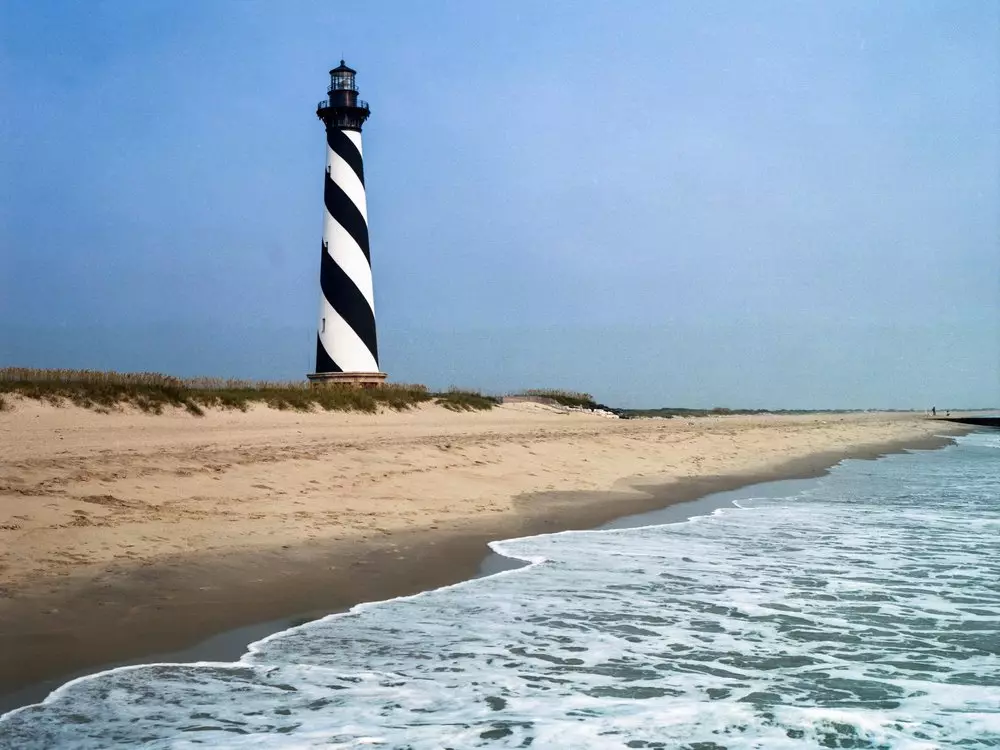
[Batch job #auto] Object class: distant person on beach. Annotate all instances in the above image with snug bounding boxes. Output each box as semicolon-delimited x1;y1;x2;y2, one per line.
932;406;936;416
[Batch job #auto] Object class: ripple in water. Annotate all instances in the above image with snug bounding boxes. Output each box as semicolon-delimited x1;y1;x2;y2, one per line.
2;432;998;748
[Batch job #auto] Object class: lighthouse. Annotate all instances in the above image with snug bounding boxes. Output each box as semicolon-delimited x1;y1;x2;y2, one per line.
308;61;386;387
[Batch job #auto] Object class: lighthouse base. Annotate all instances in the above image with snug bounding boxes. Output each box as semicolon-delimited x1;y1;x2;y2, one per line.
307;371;388;389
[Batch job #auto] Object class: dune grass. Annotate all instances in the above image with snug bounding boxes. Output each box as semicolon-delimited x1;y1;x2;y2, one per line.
519;388;601;410
0;368;498;415
1;369;199;414
435;387;501;412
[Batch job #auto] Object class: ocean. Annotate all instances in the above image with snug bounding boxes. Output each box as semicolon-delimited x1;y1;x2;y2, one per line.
1;431;997;748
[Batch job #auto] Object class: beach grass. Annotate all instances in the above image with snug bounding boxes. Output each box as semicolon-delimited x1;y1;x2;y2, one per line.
0;368;498;415
435;387;501;412
519;389;600;410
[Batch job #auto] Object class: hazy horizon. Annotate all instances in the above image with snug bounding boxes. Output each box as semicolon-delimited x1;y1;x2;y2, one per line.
2;1;998;409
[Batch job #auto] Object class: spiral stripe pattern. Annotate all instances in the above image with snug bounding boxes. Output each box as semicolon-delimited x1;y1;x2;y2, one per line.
315;127;379;373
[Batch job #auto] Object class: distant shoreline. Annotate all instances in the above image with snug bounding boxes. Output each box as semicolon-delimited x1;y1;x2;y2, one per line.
0;401;970;710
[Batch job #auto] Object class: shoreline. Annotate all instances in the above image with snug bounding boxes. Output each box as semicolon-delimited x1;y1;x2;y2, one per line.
0;425;965;713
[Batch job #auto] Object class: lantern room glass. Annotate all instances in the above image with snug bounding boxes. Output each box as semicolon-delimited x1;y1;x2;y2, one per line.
331;68;356;93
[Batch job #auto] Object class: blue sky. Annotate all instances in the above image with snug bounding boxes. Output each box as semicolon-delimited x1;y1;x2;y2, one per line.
1;1;997;408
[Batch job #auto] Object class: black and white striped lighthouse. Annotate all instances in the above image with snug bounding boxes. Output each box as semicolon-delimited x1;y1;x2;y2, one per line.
307;61;386;386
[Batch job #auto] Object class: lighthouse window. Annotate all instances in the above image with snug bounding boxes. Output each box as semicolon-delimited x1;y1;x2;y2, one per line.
321;318;326;333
